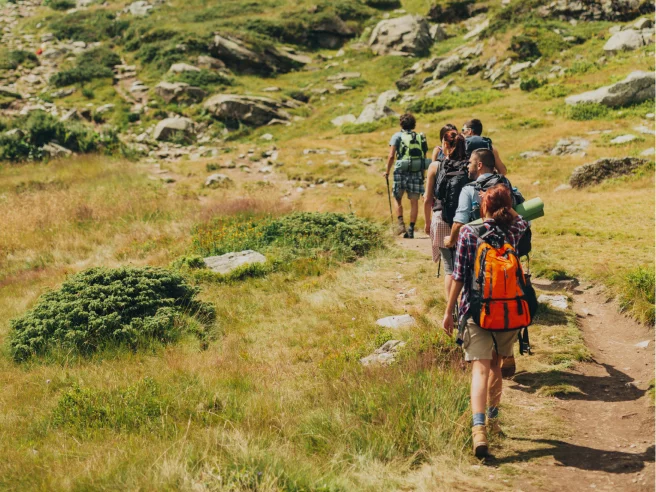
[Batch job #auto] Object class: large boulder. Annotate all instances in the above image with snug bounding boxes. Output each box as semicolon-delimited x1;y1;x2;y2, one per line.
604;29;645;51
538;0;652;22
154;82;207;104
565;70;655;107
168;63;200;74
203;94;291;127
433;55;462;79
209;34;306;75
369;15;433;56
569;157;650;187
203;250;266;275
308;14;355;49
427;0;476;23
153;117;195;141
355;97;398;124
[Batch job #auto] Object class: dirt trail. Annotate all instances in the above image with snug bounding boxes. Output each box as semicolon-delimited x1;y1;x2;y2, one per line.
397;233;655;491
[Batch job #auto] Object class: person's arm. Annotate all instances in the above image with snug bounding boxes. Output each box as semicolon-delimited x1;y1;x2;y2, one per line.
442;280;464;335
445;222;463;249
492;147;507;175
383;145;395;177
444;186;473;248
424;163;438;235
431;146;439;162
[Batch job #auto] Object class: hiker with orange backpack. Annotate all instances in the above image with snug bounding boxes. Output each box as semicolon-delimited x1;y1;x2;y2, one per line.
442;183;536;458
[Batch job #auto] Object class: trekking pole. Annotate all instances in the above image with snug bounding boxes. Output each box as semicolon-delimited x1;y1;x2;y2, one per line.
385;175;394;227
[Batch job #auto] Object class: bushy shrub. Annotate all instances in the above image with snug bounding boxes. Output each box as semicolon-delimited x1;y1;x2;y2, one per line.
193;212;384;262
0;49;39;70
566;103;610;120
510;34;541;61
78;46;121;69
9;267;215;361
407;90;501;113
50;10;129;42
364;0;401;9
618;266;655;325
341;121;381;134
171;68;232;89
44;0;75;10
50;64;114;87
520;77;544;92
533;83;571;100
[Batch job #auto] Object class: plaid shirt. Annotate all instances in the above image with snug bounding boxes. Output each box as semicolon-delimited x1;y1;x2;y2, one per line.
452;216;529;318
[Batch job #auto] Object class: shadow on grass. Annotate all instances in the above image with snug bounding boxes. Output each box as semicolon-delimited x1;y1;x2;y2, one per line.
487;439;654;474
532;303;570;326
511;362;646;402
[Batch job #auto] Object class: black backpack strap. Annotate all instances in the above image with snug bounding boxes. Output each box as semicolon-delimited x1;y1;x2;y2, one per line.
518;328;532;355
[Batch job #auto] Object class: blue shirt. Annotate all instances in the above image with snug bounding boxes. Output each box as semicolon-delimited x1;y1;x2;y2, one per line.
452;173;493;224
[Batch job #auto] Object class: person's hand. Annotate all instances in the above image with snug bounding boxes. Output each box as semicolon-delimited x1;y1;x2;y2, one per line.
444;237;454;249
442;311;454;336
382;171;389;178
424;223;430;235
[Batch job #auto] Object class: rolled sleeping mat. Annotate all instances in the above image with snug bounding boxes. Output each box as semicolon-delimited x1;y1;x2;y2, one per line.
468;197;544;225
394;158;433;173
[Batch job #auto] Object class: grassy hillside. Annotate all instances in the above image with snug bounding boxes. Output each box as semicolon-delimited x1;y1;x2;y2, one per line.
0;0;653;488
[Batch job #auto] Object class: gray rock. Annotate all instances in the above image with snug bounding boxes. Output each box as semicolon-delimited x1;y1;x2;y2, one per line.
260;133;273;141
203;250;266;275
203;94;290;127
127;0;152;16
169;63;200;73
551;137;590;156
0;86;21;99
538;0;652;22
376;314;416;330
4;128;24;138
355;102;397;124
95;103;115;114
634;125;655;135
42;142;72;158
209;33;306;75
569;157;650;188
426;79;453;97
60;108;80;122
464;18;489;40
308;14;355;49
433;55;462;79
153;117;195;141
635;340;650;349
429;23;448;41
395;73;415;91
154;81;207;103
197;55;225;70
331;114;356;127
50;88;76;98
204;173;234;188
532;277;580;292
565;71;655;108
634;18;653;30
360;340;407;366
537;294;568;310
377;89;399;107
604;29;644;52
333;83;352;93
640;147;655;156
609;134;637;144
554;184;572;192
509;60;532;77
520;151;544;159
369;15;433;56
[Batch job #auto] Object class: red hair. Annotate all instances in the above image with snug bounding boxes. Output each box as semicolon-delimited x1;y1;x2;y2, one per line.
480;184;513;229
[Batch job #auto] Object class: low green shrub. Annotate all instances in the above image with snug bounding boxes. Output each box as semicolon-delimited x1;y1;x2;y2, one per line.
503;117;546;130
364;0;401;8
566;103;610;121
0;49;39;70
520;77;544;92
50;9;129;42
170;68;232;89
510;34;541;61
618;266;655;325
341;121;380;134
44;0;75;10
407;90;501;114
343;78;367;89
533;83;572;100
9;267;215;361
193;212;384;263
78;46;121;69
50;64;113;87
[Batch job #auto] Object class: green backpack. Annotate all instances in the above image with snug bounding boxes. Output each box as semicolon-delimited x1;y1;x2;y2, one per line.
396;132;429;173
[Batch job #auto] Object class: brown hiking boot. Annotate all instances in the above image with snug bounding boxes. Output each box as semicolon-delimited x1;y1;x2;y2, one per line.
500;355;516;379
472;425;488;458
487;418;505;438
395;220;406;236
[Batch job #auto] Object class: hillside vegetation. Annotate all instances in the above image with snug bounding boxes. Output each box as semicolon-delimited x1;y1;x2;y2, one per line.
0;0;653;488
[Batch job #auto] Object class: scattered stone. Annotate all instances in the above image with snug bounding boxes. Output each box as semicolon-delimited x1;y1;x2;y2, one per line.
360;340;407;366
204;94;291;127
565;71;655;108
520;151;543;159
537;0;651;22
551;137;590;156
50;88;76;98
260;133;273;141
369;15;433;56
464;18;489;40
376;314;416;330
634;125;655;135
155;81;207;104
634;18;653;30
610;134;637;144
203;250;266;275
127;0;153;16
554;184;572;192
333;83;352;93
153;117;195;141
569;157;650;188
433;55;462;79
635;340;650;349
355;101;397;124
509;60;532;77
204;173;233;188
331;114;356;127
42;142;72;158
169;63;200;73
640;148;655;156
538;294;568;310
429;24;448;41
263;86;280;92
95;104;115;114
533;278;580;292
604;29;645;52
60;108;80;122
197;55;226;70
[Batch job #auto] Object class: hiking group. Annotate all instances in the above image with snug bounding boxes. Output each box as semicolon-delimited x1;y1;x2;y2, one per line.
384;114;537;458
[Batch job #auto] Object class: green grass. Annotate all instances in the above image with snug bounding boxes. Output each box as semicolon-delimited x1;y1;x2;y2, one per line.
407;90;503;114
616;266;655;326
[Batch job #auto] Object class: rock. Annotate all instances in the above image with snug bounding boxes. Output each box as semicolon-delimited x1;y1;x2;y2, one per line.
532;277;580;292
95;104;115;114
565;71;655;108
326;72;361;82
551;137;590;156
569;157;650;188
0;86;21;99
635;340;650;349
331;114;356;127
204;94;291;127
203;250;266;274
377;89;399;107
42;142;72;158
50;88;76;98
509;60;532;77
634;18;653;29
429;24;448;41
634;125;655;135
260;133;273;141
433;55;462;79
427;2;473;23
127;0;152;16
4;128;24;138
204;173;234;188
520;151;543;159
369;15;433;56
355;101;397;124
604;29;645;52
376;314;416;329
610;134;637;144
395;73;415;91
60;108;80;122
360;340;407;366
538;0;652;22
640;147;655;156
538;294;568;310
168;63;200;74
308;14;355;49
554;184;572;192
196;55;225;70
263;86;280;92
153;117;195;141
154;81;207;103
426;79;453;97
464;18;489;40
209;33;306;75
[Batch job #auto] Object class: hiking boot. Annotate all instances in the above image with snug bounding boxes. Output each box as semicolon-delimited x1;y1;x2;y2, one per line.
487;418;505;438
500;356;516;379
396;220;406;236
472;425;488;458
403;227;414;239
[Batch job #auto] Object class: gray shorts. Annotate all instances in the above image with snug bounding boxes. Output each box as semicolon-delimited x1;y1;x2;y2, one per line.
461;317;517;361
439;247;454;275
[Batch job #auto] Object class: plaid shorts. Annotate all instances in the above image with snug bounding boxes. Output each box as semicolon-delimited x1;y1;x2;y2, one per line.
393;170;424;199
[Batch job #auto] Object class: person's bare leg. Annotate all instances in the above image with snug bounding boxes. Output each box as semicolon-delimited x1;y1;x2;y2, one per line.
409;198;419;224
471;359;491;415
488;353;503;408
395;197;404;219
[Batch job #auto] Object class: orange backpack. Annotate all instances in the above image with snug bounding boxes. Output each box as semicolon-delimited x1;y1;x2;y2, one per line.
469;224;537;334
